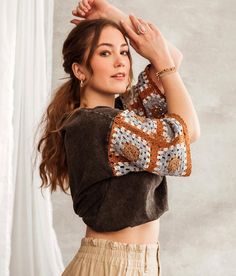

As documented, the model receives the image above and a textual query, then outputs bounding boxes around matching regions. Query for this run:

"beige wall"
[52,1,236,275]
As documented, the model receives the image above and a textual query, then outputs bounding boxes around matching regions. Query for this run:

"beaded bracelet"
[155,66,177,81]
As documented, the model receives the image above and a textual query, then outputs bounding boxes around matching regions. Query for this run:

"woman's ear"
[72,62,86,81]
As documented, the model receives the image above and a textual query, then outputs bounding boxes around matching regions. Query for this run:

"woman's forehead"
[98,26,127,45]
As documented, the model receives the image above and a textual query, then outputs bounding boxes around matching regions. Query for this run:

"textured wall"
[52,1,236,275]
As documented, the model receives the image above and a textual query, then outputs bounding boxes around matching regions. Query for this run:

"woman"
[37,0,200,275]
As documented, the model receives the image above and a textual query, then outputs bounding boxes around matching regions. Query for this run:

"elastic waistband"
[81,237,159,252]
[78,237,160,271]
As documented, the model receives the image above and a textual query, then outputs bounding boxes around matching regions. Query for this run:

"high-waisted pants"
[61,237,161,276]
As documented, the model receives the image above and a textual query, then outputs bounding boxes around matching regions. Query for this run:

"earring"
[80,79,84,88]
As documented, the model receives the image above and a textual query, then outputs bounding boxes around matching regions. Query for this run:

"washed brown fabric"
[63,106,168,231]
[62,65,191,232]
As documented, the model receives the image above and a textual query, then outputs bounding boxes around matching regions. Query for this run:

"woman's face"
[86,26,131,94]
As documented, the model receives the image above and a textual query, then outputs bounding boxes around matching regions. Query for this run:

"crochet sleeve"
[108,109,192,177]
[119,64,167,118]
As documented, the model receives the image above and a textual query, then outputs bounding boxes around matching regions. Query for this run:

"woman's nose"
[114,55,125,67]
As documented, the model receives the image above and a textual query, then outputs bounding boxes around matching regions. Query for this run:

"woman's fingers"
[137,18,152,33]
[146,21,162,36]
[72,10,77,16]
[75,6,85,17]
[120,20,139,42]
[129,39,139,52]
[71,0,95,23]
[73,0,93,17]
[129,14,154,35]
[79,1,89,13]
[123,15,169,62]
[130,14,157,36]
[70,19,83,25]
[82,0,92,10]
[129,14,146,34]
[147,22,155,31]
[87,0,95,7]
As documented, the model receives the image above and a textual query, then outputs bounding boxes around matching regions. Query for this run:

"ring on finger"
[137,24,146,35]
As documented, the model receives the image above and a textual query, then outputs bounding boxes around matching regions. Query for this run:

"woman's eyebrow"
[96,43,128,48]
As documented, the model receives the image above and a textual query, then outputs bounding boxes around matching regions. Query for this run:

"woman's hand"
[71,0,109,25]
[121,15,175,71]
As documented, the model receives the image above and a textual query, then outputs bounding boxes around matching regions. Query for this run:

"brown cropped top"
[62,64,192,232]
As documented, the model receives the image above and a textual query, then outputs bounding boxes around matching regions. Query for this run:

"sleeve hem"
[164,113,192,176]
[144,64,166,100]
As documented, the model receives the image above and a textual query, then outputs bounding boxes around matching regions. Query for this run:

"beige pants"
[61,237,161,276]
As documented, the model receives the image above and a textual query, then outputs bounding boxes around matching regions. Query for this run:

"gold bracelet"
[155,66,176,81]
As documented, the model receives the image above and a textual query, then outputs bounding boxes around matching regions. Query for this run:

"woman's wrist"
[151,56,175,73]
[102,4,130,27]
[165,40,183,70]
[99,3,112,19]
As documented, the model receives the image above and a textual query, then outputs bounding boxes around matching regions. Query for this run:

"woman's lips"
[112,76,125,80]
[111,73,126,80]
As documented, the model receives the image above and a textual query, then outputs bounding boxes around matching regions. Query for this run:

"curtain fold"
[0,0,65,275]
[0,1,18,275]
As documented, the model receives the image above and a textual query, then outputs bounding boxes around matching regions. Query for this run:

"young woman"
[37,0,200,275]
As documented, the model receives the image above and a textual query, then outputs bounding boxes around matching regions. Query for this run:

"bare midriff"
[85,218,160,244]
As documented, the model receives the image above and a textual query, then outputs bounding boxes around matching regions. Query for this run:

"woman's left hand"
[71,0,109,25]
[121,15,174,69]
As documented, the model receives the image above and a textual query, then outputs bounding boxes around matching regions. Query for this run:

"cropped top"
[63,64,192,232]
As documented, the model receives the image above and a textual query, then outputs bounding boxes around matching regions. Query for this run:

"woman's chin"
[112,84,129,93]
[118,89,129,94]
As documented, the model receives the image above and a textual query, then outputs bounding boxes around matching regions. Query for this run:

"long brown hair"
[35,18,133,194]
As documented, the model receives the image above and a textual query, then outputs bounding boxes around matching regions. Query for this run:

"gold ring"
[137,24,146,35]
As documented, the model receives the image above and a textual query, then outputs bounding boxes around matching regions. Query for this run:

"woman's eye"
[100,51,110,56]
[99,50,129,57]
[121,50,129,56]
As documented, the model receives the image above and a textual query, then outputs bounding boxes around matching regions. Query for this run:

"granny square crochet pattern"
[120,64,167,118]
[108,110,191,177]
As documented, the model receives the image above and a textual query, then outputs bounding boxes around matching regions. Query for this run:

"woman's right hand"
[71,0,109,25]
[121,15,175,71]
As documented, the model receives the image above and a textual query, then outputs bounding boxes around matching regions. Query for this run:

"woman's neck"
[79,88,116,108]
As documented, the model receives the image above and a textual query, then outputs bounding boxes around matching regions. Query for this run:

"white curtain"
[0,1,16,275]
[0,0,65,275]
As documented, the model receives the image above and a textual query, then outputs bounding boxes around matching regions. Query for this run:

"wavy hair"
[34,18,133,194]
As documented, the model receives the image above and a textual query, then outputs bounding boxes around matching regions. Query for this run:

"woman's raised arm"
[71,0,183,69]
[71,0,183,94]
[120,15,200,142]
[71,2,200,142]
